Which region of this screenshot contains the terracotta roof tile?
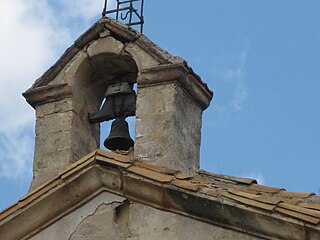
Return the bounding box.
[0,203,19,221]
[255,195,283,205]
[135,161,177,175]
[172,179,199,192]
[298,202,320,211]
[0,178,64,221]
[249,184,284,194]
[214,178,236,184]
[222,192,275,211]
[60,150,97,175]
[199,186,219,197]
[18,175,60,202]
[96,155,132,168]
[278,202,320,219]
[229,188,261,195]
[275,207,320,225]
[198,170,256,185]
[228,188,260,200]
[127,166,174,183]
[61,157,95,179]
[20,179,61,206]
[97,149,133,163]
[190,177,211,185]
[282,199,302,205]
[175,172,193,180]
[280,191,315,199]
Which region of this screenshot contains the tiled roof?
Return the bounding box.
[198,170,320,224]
[1,149,320,239]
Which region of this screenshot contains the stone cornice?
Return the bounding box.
[22,83,72,108]
[139,63,213,110]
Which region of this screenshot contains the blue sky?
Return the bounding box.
[1,0,320,210]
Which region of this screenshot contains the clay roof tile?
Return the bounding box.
[249,184,284,194]
[127,166,174,183]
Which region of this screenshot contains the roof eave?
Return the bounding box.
[1,150,319,240]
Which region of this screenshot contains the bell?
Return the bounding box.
[104,118,134,151]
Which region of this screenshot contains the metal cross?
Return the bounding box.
[102,0,145,33]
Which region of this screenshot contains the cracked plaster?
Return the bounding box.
[29,191,260,240]
[30,192,126,240]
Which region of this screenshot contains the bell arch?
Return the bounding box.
[26,42,139,189]
[71,51,139,152]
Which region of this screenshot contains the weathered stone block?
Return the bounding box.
[87,36,124,57]
[135,83,202,174]
[35,98,73,119]
[35,110,74,136]
[31,148,73,189]
[100,167,123,192]
[125,42,160,70]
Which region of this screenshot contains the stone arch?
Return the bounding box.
[25,38,139,189]
[70,51,139,151]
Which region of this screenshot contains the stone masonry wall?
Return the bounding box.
[135,83,202,174]
[32,98,75,189]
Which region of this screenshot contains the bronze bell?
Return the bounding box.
[104,118,134,151]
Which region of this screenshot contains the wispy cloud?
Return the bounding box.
[223,51,248,111]
[0,132,33,180]
[0,0,100,180]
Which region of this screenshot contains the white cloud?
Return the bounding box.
[0,0,64,180]
[0,0,101,180]
[0,0,70,134]
[223,51,249,111]
[58,0,104,21]
[0,133,33,180]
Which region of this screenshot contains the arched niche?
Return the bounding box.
[71,52,138,149]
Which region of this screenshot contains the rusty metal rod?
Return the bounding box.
[102,0,145,33]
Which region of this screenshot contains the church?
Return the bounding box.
[0,4,320,239]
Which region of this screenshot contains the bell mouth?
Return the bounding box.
[104,118,134,151]
[104,137,134,151]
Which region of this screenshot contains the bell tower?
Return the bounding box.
[23,17,213,191]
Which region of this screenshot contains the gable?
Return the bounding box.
[30,192,258,240]
[1,149,319,240]
[23,17,211,110]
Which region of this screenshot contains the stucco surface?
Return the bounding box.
[30,192,261,240]
[30,192,126,240]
